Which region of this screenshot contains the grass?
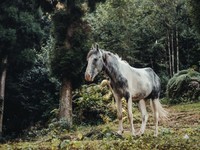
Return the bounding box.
[0,102,200,150]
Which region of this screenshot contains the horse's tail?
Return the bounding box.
[150,99,168,121]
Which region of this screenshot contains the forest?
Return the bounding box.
[0,0,200,149]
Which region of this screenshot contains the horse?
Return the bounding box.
[85,44,168,136]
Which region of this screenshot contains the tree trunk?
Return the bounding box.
[59,78,72,127]
[0,56,7,137]
[176,26,179,73]
[167,30,172,77]
[171,31,175,76]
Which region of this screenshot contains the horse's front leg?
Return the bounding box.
[114,94,123,135]
[127,97,136,136]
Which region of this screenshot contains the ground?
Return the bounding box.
[0,102,200,150]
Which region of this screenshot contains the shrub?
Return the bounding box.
[73,80,117,125]
[166,69,200,104]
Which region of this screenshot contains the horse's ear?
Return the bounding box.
[91,44,95,49]
[95,43,99,52]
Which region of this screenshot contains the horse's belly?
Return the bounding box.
[130,85,152,101]
[132,92,146,101]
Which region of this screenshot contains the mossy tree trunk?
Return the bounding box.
[59,78,72,127]
[0,56,7,137]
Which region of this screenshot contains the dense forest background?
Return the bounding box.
[0,0,199,141]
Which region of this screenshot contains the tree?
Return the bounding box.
[190,0,200,34]
[189,0,200,71]
[0,0,45,136]
[3,38,60,135]
[51,0,106,126]
[153,0,187,76]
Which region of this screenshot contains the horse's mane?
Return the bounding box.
[102,50,129,65]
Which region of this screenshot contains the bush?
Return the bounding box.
[73,80,117,125]
[166,69,200,104]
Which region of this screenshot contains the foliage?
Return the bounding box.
[51,9,91,88]
[189,0,200,33]
[167,69,200,104]
[0,0,44,62]
[4,39,59,135]
[73,81,117,125]
[0,0,52,136]
[1,102,200,149]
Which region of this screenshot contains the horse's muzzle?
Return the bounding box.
[85,73,93,82]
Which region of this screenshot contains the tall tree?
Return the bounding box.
[0,0,45,136]
[51,0,106,126]
[190,0,200,34]
[0,57,7,136]
[189,0,200,71]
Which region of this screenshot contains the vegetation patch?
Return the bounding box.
[73,81,117,125]
[1,102,200,150]
[167,69,200,104]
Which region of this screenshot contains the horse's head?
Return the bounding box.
[85,44,104,82]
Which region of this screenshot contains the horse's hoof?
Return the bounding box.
[117,130,123,135]
[153,133,158,137]
[130,131,136,137]
[131,133,136,137]
[136,131,143,136]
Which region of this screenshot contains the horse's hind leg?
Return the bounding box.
[127,98,136,136]
[152,99,159,136]
[136,99,148,136]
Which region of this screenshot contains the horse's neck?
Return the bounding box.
[103,54,121,83]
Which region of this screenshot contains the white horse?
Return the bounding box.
[85,44,168,136]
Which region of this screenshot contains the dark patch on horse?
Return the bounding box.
[125,91,130,102]
[132,92,146,100]
[103,63,114,81]
[145,88,159,100]
[102,52,107,63]
[102,52,130,101]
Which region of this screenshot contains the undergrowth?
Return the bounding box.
[1,102,200,150]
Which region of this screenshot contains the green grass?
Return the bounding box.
[1,102,200,150]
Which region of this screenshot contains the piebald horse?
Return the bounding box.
[85,44,168,136]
